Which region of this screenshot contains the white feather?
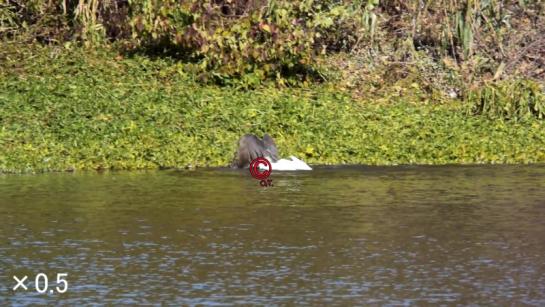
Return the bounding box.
[259,156,312,171]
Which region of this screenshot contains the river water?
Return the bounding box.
[1,165,545,305]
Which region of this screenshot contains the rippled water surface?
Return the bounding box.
[1,165,545,305]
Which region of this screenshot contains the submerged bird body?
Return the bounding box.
[231,134,312,171]
[260,156,312,171]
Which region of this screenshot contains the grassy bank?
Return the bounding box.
[0,43,544,173]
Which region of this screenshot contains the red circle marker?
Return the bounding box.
[249,157,272,180]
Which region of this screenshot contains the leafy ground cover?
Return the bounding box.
[1,43,544,173]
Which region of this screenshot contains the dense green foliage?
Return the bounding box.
[129,0,367,84]
[1,44,544,173]
[467,79,545,121]
[1,1,544,173]
[2,1,544,85]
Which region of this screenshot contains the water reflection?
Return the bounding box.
[1,165,545,304]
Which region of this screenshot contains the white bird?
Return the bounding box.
[260,155,312,171]
[232,134,312,171]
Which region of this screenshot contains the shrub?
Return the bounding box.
[128,0,366,83]
[2,1,543,86]
[466,79,545,121]
[0,0,130,43]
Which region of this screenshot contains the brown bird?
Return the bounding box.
[231,134,279,168]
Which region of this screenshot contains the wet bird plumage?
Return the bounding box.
[231,134,311,171]
[231,134,279,169]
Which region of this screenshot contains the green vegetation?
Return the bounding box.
[467,79,545,121]
[128,0,366,84]
[2,1,544,85]
[1,43,544,173]
[0,1,544,173]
